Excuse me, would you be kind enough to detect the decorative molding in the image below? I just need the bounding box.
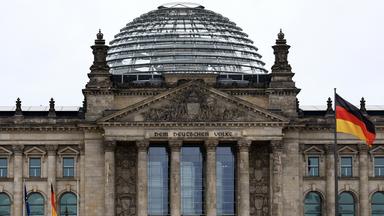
[45,145,58,156]
[237,139,252,152]
[271,140,283,152]
[12,145,24,155]
[136,140,149,151]
[204,139,218,151]
[24,146,46,156]
[104,141,117,152]
[0,146,13,156]
[168,140,182,152]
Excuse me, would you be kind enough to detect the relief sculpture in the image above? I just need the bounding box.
[115,144,137,216]
[249,144,270,216]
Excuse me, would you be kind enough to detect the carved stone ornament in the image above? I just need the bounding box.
[142,85,246,122]
[205,139,218,151]
[136,140,149,151]
[104,140,117,152]
[168,140,182,152]
[12,145,24,155]
[115,144,136,216]
[238,139,252,152]
[270,140,283,152]
[45,145,58,155]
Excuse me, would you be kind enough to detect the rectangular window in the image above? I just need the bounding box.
[29,158,41,177]
[216,145,235,216]
[340,156,353,177]
[63,157,75,177]
[374,157,384,177]
[0,158,7,177]
[308,156,319,177]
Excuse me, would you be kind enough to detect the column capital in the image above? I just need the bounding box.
[238,139,251,152]
[45,145,58,155]
[205,139,218,152]
[12,145,24,156]
[136,140,149,151]
[271,140,283,152]
[104,140,117,152]
[358,143,369,153]
[169,139,182,152]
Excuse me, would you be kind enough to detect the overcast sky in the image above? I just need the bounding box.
[0,0,383,107]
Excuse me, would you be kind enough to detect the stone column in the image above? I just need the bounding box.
[104,141,116,216]
[169,139,182,216]
[79,144,86,216]
[271,140,283,216]
[136,140,149,216]
[46,145,57,215]
[13,145,23,216]
[325,144,335,216]
[205,139,218,216]
[359,144,369,216]
[237,139,251,216]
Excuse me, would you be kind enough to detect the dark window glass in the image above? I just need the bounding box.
[60,192,77,216]
[181,146,204,215]
[372,192,384,216]
[339,192,355,216]
[308,156,319,177]
[28,193,44,216]
[341,157,353,177]
[0,193,11,216]
[148,146,169,215]
[29,158,41,177]
[304,192,322,216]
[63,158,75,177]
[216,145,235,216]
[374,157,384,177]
[0,158,7,178]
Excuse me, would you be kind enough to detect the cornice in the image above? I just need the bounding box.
[98,121,288,127]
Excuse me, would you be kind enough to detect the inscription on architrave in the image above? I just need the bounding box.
[116,144,137,216]
[249,144,270,216]
[142,85,247,122]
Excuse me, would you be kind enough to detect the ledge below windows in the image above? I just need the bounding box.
[303,176,326,181]
[339,177,359,181]
[369,176,384,180]
[24,177,48,181]
[0,177,13,182]
[56,177,79,181]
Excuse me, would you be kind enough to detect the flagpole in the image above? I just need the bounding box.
[334,88,339,216]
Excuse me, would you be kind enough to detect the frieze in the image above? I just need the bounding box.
[147,130,241,139]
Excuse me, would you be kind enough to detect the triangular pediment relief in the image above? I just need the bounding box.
[370,146,384,155]
[303,146,324,155]
[338,146,358,155]
[0,147,12,156]
[24,147,46,156]
[58,147,79,155]
[98,81,288,123]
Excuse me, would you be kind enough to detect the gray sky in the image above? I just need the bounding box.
[0,0,383,107]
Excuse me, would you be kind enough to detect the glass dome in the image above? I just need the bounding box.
[107,3,267,76]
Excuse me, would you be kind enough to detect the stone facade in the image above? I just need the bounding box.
[0,6,383,216]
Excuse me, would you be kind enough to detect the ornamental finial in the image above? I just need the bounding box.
[97,29,104,40]
[326,97,333,114]
[48,98,56,117]
[278,28,285,40]
[360,97,367,113]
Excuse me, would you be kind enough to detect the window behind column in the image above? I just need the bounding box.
[304,192,322,216]
[338,192,355,216]
[28,192,44,216]
[60,192,77,216]
[216,145,235,216]
[307,156,319,177]
[0,193,11,216]
[0,158,7,178]
[374,157,384,177]
[181,145,204,215]
[372,192,384,216]
[340,156,353,177]
[29,158,41,177]
[148,145,169,216]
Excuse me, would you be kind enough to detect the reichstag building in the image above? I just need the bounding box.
[0,3,383,216]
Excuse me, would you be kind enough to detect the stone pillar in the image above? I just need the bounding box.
[13,145,23,216]
[325,144,335,216]
[359,144,369,216]
[271,140,283,216]
[79,144,86,216]
[46,145,57,215]
[104,141,116,216]
[169,140,182,216]
[237,139,251,216]
[205,139,218,216]
[136,140,149,216]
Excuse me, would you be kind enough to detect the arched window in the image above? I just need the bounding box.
[304,192,322,216]
[148,145,169,215]
[339,192,355,216]
[0,193,11,216]
[216,145,235,216]
[181,145,204,215]
[60,192,77,216]
[28,192,44,216]
[372,192,384,216]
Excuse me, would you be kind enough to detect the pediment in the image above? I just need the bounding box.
[370,146,384,155]
[0,147,12,156]
[338,146,358,155]
[58,147,79,155]
[303,146,324,155]
[98,81,288,124]
[24,147,46,156]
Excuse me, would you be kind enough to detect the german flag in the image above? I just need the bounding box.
[335,93,376,146]
[51,184,57,216]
